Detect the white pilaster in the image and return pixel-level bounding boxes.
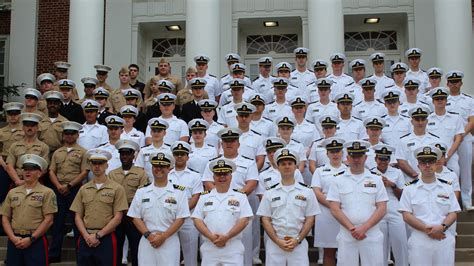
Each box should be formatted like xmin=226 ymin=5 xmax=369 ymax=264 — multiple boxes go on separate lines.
xmin=68 ymin=0 xmax=104 ymax=97
xmin=185 ymin=0 xmax=220 ymax=75
xmin=307 ymin=0 xmax=344 ymax=69
xmin=434 ymin=0 xmax=473 ymax=95
xmin=8 ymin=0 xmax=38 ymax=92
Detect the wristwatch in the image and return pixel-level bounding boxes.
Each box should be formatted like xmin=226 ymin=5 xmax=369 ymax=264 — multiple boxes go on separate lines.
xmin=143 ymin=231 xmax=151 ymax=239
xmin=295 ymin=236 xmax=302 ymax=244
xmin=442 ymin=223 xmax=449 ymax=232
xmin=95 ymin=232 xmax=102 ymax=240
xmin=29 ymin=235 xmax=36 ymax=242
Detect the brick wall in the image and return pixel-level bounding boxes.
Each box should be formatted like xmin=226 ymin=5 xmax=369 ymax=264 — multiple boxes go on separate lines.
xmin=0 ymin=10 xmax=10 ymax=35
xmin=36 ymin=0 xmax=70 ymax=76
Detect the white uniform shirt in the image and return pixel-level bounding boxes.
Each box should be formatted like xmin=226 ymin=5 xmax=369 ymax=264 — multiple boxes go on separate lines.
xmin=327 ymin=169 xmax=389 ymax=225
xmin=292 ymin=119 xmax=321 ymax=149
xmin=168 ymin=167 xmax=204 ymax=200
xmin=128 ymin=182 xmax=190 ymax=232
xmin=121 ymin=128 xmax=145 ymax=147
xmin=291 ymin=69 xmax=315 ymax=95
xmin=217 ymin=101 xmax=239 ymax=128
xmin=436 ymin=167 xmax=460 ymax=192
xmin=395 ymin=132 xmax=440 ymax=177
xmin=135 ymin=143 xmax=171 ymax=181
xmin=188 ymin=143 xmax=218 ymax=175
xmin=78 ymin=122 xmax=108 ymax=150
xmin=398 ymin=100 xmax=432 ymax=116
xmin=219 ymin=86 xmax=255 ymax=106
xmin=250 ymin=117 xmax=277 ymax=138
xmin=369 ymin=166 xmax=405 ymax=202
xmin=327 ymin=73 xmax=354 ymax=87
xmin=202 ymin=73 xmax=221 ymax=101
xmin=353 ymin=100 xmax=387 ymax=120
xmin=427 ymin=112 xmax=464 ymax=146
xmin=192 ymin=189 xmax=253 ymax=242
xmin=308 ymin=138 xmax=329 ymax=167
xmin=202 ymin=155 xmax=259 ymax=190
xmin=283 ymin=84 xmax=301 ymax=102
xmin=311 ymin=164 xmax=347 ymax=194
xmin=336 ymin=117 xmax=366 ymax=140
xmin=263 ymin=102 xmax=292 ymax=122
xmin=447 ymin=94 xmax=474 ymax=127
xmin=251 ymin=75 xmax=275 ymax=104
xmin=369 ymin=74 xmax=395 ymax=99
xmin=256 ymin=166 xmax=304 ymax=195
xmin=381 ymin=114 xmax=412 ymax=147
xmin=398 ymin=178 xmax=460 ymax=232
xmin=257 ymin=182 xmax=321 ymax=239
xmin=331 ymin=82 xmax=364 ymax=104
xmin=220 ymin=74 xmax=252 ymax=89
xmin=97 ymin=142 xmax=121 ymax=174
xmin=406 ymin=69 xmax=429 ymax=92
xmin=287 ymin=139 xmax=307 ymax=162
xmin=305 ymin=101 xmax=339 ymax=135
xmin=238 ymin=130 xmax=266 ymax=160
xmin=145 ymin=116 xmax=188 ymax=145
xmin=205 ymin=121 xmax=225 ymax=148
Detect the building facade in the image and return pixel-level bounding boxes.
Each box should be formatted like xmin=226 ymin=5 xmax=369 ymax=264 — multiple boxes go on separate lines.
xmin=1 ymin=0 xmax=473 ymax=97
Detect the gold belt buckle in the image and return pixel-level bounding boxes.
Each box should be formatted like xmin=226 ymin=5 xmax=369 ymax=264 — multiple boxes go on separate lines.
xmin=18 ymin=230 xmax=28 ymax=235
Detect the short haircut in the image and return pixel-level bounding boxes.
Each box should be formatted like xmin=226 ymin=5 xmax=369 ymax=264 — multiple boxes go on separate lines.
xmin=128 ymin=64 xmax=139 ymax=71
xmin=119 ymin=66 xmax=130 ymax=75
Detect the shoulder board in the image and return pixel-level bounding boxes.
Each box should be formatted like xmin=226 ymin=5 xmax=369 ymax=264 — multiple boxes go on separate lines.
xmin=298 ymin=182 xmax=310 ymax=188
xmin=245 ymin=75 xmax=250 ymax=78
xmin=209 ymin=74 xmax=216 ymax=78
xmin=447 ymin=111 xmax=459 ymax=115
xmin=188 ymin=167 xmax=199 ymax=173
xmin=370 ymin=170 xmax=380 ymax=176
xmin=210 ymin=155 xmax=222 ymax=161
xmin=400 ymin=133 xmax=411 ymax=139
xmin=242 ymin=155 xmax=254 ymax=161
xmin=232 ymin=188 xmax=246 ymax=194
xmin=401 ymin=114 xmax=410 ymax=118
xmin=462 ymin=93 xmax=472 ymax=98
xmin=405 ymin=178 xmax=419 ymax=186
xmin=267 ymin=100 xmax=275 ymax=105
xmin=385 ymin=84 xmax=394 ymax=88
xmin=309 ymin=100 xmax=319 ymax=104
xmin=144 ymin=144 xmax=152 ymax=147
xmin=200 ymin=190 xmax=210 ymax=195
xmin=353 ymin=101 xmax=363 ymax=107
xmin=215 ymin=121 xmax=225 ymax=125
xmin=220 ymin=74 xmax=228 ymax=78
xmin=252 ymin=76 xmax=260 ymax=82
xmin=140 ymin=182 xmax=151 ymax=188
xmin=314 ymin=137 xmax=323 ymax=143
xmin=291 ymin=138 xmax=300 ymax=143
xmin=376 ymin=99 xmax=384 ymax=104
xmin=259 ymin=165 xmax=271 ymax=173
xmin=308 ymin=69 xmax=314 ymax=73
xmin=419 ymin=100 xmax=429 ymax=106
xmin=98 ymin=142 xmax=108 ymax=147
xmin=305 ymin=119 xmax=313 ymax=123
xmin=345 ymin=82 xmax=354 ymax=87
xmin=263 ymin=116 xmax=273 ymax=122
xmin=251 ymin=129 xmax=261 ymax=136
xmin=428 ymin=132 xmax=440 ymax=138
xmin=267 ymin=183 xmax=279 ymax=190
xmin=207 ymin=143 xmax=215 ymax=147
xmin=370 ymin=167 xmax=376 ymax=171
xmin=307 ymin=81 xmax=315 ymax=86
xmin=437 ymin=178 xmax=452 ymax=185
xmin=164 ymin=143 xmax=171 ymax=147
xmin=352 ymin=116 xmax=362 ymax=121
xmin=446 ymin=167 xmax=454 ymax=172
xmin=334 ymin=170 xmax=345 ymax=176
xmin=245 ymin=85 xmax=254 ymax=90
xmin=381 ymin=114 xmax=387 ymax=118
xmin=173 ymin=184 xmax=186 ymax=191
xmin=222 ymin=101 xmax=231 ymax=106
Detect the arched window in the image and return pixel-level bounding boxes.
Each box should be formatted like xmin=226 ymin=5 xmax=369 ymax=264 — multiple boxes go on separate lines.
xmin=152 ymin=38 xmax=186 ymax=58
xmin=246 ymin=34 xmax=298 ymax=55
xmin=344 ymin=31 xmax=397 ymax=52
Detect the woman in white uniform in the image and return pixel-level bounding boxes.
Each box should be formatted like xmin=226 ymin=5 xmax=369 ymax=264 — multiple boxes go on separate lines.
xmin=308 ymin=115 xmax=341 ymax=174
xmin=187 ymin=119 xmax=218 ymax=175
xmin=311 ymin=137 xmax=346 ymax=266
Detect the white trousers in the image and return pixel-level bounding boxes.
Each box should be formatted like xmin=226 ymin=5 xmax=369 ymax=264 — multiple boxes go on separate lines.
xmin=265 ymin=238 xmax=309 ymax=266
xmin=242 ymin=219 xmax=253 ymax=266
xmin=379 ymin=207 xmax=408 ymax=266
xmin=138 ymin=234 xmax=180 ymax=266
xmin=408 ymin=230 xmax=455 ymax=266
xmin=458 ymin=136 xmax=473 ymax=207
xmin=200 ymin=239 xmax=244 ymax=266
xmin=178 ymin=218 xmax=199 ymax=266
xmin=248 ymin=191 xmax=261 ymax=260
xmin=336 ymin=227 xmax=384 ymax=266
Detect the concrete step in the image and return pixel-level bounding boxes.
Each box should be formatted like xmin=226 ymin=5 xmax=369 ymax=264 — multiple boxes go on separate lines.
xmin=456 ymin=234 xmax=474 ymax=248
xmin=458 ymin=210 xmax=474 ymax=222
xmin=457 ymin=222 xmax=474 ymax=234
xmin=456 ymin=248 xmax=474 ymax=262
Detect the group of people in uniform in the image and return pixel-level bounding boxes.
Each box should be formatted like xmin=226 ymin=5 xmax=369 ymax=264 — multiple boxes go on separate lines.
xmin=0 ymin=46 xmax=472 ymax=266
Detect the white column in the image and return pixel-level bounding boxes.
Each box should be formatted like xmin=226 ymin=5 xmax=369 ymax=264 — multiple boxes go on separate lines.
xmin=434 ymin=0 xmax=473 ymax=95
xmin=68 ymin=0 xmax=104 ymax=98
xmin=307 ymin=0 xmax=344 ymax=69
xmin=186 ymin=0 xmax=220 ymax=75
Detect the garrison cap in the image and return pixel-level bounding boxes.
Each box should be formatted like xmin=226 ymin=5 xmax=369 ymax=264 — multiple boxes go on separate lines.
xmin=405 ymin=48 xmax=422 ymax=58
xmin=158 ymin=93 xmax=176 ymax=105
xmin=115 ymin=139 xmax=140 ymax=152
xmin=274 ymin=148 xmax=300 ymax=165
xmin=171 ymin=141 xmax=191 ymax=154
xmin=3 ymin=102 xmax=24 ymax=112
xmin=188 ymin=118 xmax=209 ymax=131
xmin=198 ymin=99 xmax=218 ymax=110
xmin=350 ymin=59 xmax=366 ymax=69
xmin=363 ymin=116 xmax=386 ymax=129
xmin=234 ymin=102 xmax=256 ymax=115
xmin=263 ymin=137 xmax=287 ymax=151
xmin=61 ymin=121 xmax=82 ymax=132
xmin=43 ymin=91 xmax=64 ymax=101
xmin=429 ymin=87 xmax=450 ymax=98
xmin=81 ymin=77 xmax=99 ymax=86
xmin=446 ymin=70 xmax=464 ymax=82
xmin=311 ymin=59 xmax=329 ymax=70
xmin=20 ymin=154 xmax=48 ymax=171
xmin=58 ymin=79 xmax=76 ymax=89
xmin=87 ymin=149 xmax=112 ymax=161
xmin=150 ymin=151 xmax=175 ymax=167
xmin=36 ymin=73 xmax=56 ymax=85
xmin=93 ymin=87 xmax=110 ymax=98
xmin=21 ymin=112 xmax=42 ymax=124
xmin=408 ymin=105 xmax=431 ymax=118
xmin=414 ymin=145 xmax=442 ymax=161
xmin=390 ymin=62 xmax=408 ymax=73
xmin=81 ymin=99 xmax=100 ymax=111
xmin=209 ymin=157 xmax=236 ymax=174
xmin=94 ymin=64 xmax=112 ymax=73
xmin=319 ymin=115 xmax=340 ymax=127
xmin=335 ymin=92 xmax=354 ymax=104
xmin=275 ymin=115 xmax=296 ymax=128
xmin=322 ymin=137 xmax=345 ymax=151
xmin=148 ymin=118 xmax=169 ymax=130
xmin=370 ymin=52 xmax=385 ymax=62
xmin=330 ymin=52 xmax=346 ymax=63
xmin=157 ymin=80 xmax=175 ymax=92
xmin=105 ymin=115 xmax=125 ymax=127
xmin=189 ymin=78 xmax=207 ymax=88
xmin=373 ymin=144 xmax=395 ymax=158
xmin=427 ymin=67 xmax=443 ymax=78
xmin=217 ymin=128 xmax=242 ymax=140
xmin=120 ymin=105 xmax=139 ymax=117
xmin=194 ymin=54 xmax=210 ymax=64
xmin=24 ymin=88 xmax=42 ymax=99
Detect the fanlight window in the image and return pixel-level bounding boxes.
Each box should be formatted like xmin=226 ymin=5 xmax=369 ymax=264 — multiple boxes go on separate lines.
xmin=152 ymin=38 xmax=186 ymax=57
xmin=246 ymin=34 xmax=298 ymax=55
xmin=344 ymin=31 xmax=397 ymax=52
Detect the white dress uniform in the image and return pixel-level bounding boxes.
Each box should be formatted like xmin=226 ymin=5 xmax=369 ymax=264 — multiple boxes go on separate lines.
xmin=192 ymin=188 xmax=253 ymax=266
xmin=145 ymin=115 xmax=188 ymax=145
xmin=427 ymin=111 xmax=464 ymax=175
xmin=188 ymin=143 xmax=218 ymax=175
xmin=257 ymin=182 xmax=320 ymax=266
xmin=365 ymin=141 xmax=397 ymax=170
xmin=292 ymin=119 xmax=320 ymax=149
xmin=406 ymin=69 xmax=429 ymax=92
xmin=205 ymin=121 xmax=225 ymax=148
xmin=370 ymin=166 xmax=409 ymax=266
xmin=291 ymin=69 xmax=315 ymax=95
xmin=327 ymin=73 xmax=355 ymax=87
xmin=239 ymin=130 xmax=266 ymax=160
xmin=252 ymin=75 xmax=275 ymax=104
xmin=398 ymin=100 xmax=432 ymax=116
xmin=78 ymin=122 xmax=108 ymax=150
xmin=336 ymin=117 xmax=366 ymax=140
xmin=436 ymin=166 xmax=461 ymax=193
xmin=264 ymin=101 xmax=292 ymax=122
xmin=220 ymin=74 xmax=252 ymax=89
xmin=202 ymin=73 xmax=221 ymax=102
xmin=395 ymin=132 xmax=440 ymax=181
xmin=369 ymin=74 xmax=395 ymax=100
xmin=311 ymin=164 xmax=347 ymax=248
xmin=332 ymin=82 xmax=364 ymax=104
xmin=381 ymin=114 xmax=412 ymax=147
xmin=326 ymin=169 xmax=389 ymax=266
xmin=398 ymin=178 xmax=461 ymax=266
xmin=127 ymin=182 xmax=190 ymax=266
xmin=305 ymin=102 xmax=339 ymax=135
xmin=256 ymin=166 xmax=304 ymax=195
xmin=168 ymin=167 xmax=203 ymax=266
xmin=353 ymin=100 xmax=387 ymax=120
xmin=250 ymin=117 xmax=277 ymax=138
xmin=446 ymin=92 xmax=474 ymax=207
xmin=286 ymin=139 xmax=307 ymax=164
xmin=97 ymin=142 xmax=121 ymax=174
xmin=217 ymin=101 xmax=239 ymax=128
xmin=308 ymin=138 xmax=330 ymax=168
xmin=219 ymin=86 xmax=254 ymax=106
xmin=202 ymin=155 xmax=259 ymax=266
xmin=121 ymin=128 xmax=145 ymax=147
xmin=304 ymin=80 xmax=342 ymax=104
xmin=135 ymin=143 xmax=170 ymax=181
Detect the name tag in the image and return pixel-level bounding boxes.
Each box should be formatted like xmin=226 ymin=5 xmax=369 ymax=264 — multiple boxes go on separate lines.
xmin=437 ymin=194 xmax=449 ymax=199
xmin=364 ymin=183 xmax=376 ymax=188
xmin=226 ymin=110 xmax=233 ymax=113
xmin=264 ymin=177 xmax=271 ymax=182
xmin=269 ymin=110 xmax=276 ymax=113
xmin=142 ymin=198 xmax=150 ymax=203
xmin=359 ymin=110 xmax=365 ymax=113
xmin=313 ymin=109 xmax=319 ymax=112
xmin=323 ymin=168 xmax=331 ymax=172
xmin=428 ymin=122 xmax=435 ymax=126
xmin=204 ymin=201 xmax=213 ymax=206
xmin=295 ymin=195 xmax=307 ymax=201
xmin=401 ymin=110 xmax=408 ymax=113
xmin=407 ymin=142 xmax=415 ymax=147
xmin=272 ymin=197 xmax=280 ymax=202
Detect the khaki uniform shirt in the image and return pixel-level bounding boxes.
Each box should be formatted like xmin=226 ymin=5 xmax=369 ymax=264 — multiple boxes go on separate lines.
xmin=108 ymin=166 xmax=148 ymax=205
xmin=144 ymin=74 xmax=183 ymax=97
xmin=70 ymin=178 xmax=128 ymax=231
xmin=50 ymin=144 xmax=88 ymax=184
xmin=37 ymin=99 xmax=48 ymax=115
xmin=0 ymin=183 xmax=57 ymax=231
xmin=21 ymin=108 xmax=46 ymax=119
xmin=98 ymin=82 xmax=114 ymax=93
xmin=0 ymin=124 xmax=24 ymax=158
xmin=6 ymin=139 xmax=49 ymax=178
xmin=108 ymin=88 xmax=143 ymax=114
xmin=38 ymin=114 xmax=68 ymax=153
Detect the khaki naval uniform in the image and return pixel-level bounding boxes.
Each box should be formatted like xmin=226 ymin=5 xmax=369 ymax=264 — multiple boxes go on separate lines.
xmin=0 ymin=124 xmax=24 ymax=158
xmin=144 ymin=74 xmax=183 ymax=97
xmin=108 ymin=166 xmax=148 ymax=205
xmin=38 ymin=114 xmax=68 ymax=154
xmin=6 ymin=140 xmax=49 ymax=179
xmin=108 ymin=88 xmax=143 ymax=114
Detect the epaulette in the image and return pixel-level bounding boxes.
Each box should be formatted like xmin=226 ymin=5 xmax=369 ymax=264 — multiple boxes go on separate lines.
xmin=462 ymin=93 xmax=472 ymax=98
xmin=428 ymin=132 xmax=440 ymax=138
xmin=307 ymin=81 xmax=315 ymax=86
xmin=345 ymin=82 xmax=354 ymax=87
xmin=207 ymin=143 xmax=215 ymax=147
xmin=419 ymin=100 xmax=430 ymax=106
xmin=370 ymin=170 xmax=380 ymax=176
xmin=291 ymin=69 xmax=297 ymax=73
xmin=446 ymin=167 xmax=454 ymax=172
xmin=144 ymin=143 xmax=152 ymax=147
xmin=334 ymin=170 xmax=345 ymax=176
xmin=400 ymin=133 xmax=411 ymax=139
xmin=291 ymin=138 xmax=300 ymax=143
xmin=401 ymin=114 xmax=410 ymax=118
xmin=188 ymin=167 xmax=199 ymax=173
xmin=200 ymin=190 xmax=210 ymax=195
xmin=308 ymin=69 xmax=314 ymax=73
xmin=267 ymin=183 xmax=279 ymax=190
xmin=405 ymin=179 xmax=419 ymax=186
xmin=221 ymin=101 xmax=231 ymax=106
xmin=352 ymin=116 xmax=362 ymax=121
xmin=209 ymin=74 xmax=216 ymax=78
xmin=164 ymin=143 xmax=171 ymax=147
xmin=98 ymin=142 xmax=108 ymax=147
xmin=209 ymin=155 xmax=222 ymax=161
xmin=267 ymin=100 xmax=275 ymax=104
xmin=259 ymin=165 xmax=271 ymax=173
xmin=298 ymin=182 xmax=310 ymax=188
xmin=305 ymin=119 xmax=312 ymax=123
xmin=437 ymin=178 xmax=452 ymax=185
xmin=251 ymin=129 xmax=261 ymax=136
xmin=232 ymin=188 xmax=246 ymax=194
xmin=252 ymin=76 xmax=260 ymax=82
xmin=262 ymin=116 xmax=273 ymax=122
xmin=242 ymin=155 xmax=254 ymax=161
xmin=447 ymin=111 xmax=459 ymax=115
xmin=221 ymin=74 xmax=228 ymax=78
xmin=309 ymin=100 xmax=319 ymax=104
xmin=245 ymin=85 xmax=254 ymax=90
xmin=376 ymin=99 xmax=384 ymax=104
xmin=381 ymin=114 xmax=387 ymax=118
xmin=314 ymin=137 xmax=323 ymax=143
xmin=353 ymin=101 xmax=363 ymax=107
xmin=245 ymin=75 xmax=250 ymax=78
xmin=139 ymin=182 xmax=151 ymax=188
xmin=215 ymin=121 xmax=225 ymax=126
xmin=173 ymin=184 xmax=186 ymax=191
xmin=385 ymin=84 xmax=394 ymax=88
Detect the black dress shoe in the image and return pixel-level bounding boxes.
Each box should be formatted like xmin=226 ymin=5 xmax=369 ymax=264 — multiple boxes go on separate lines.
xmin=48 ymin=257 xmax=61 ymax=263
